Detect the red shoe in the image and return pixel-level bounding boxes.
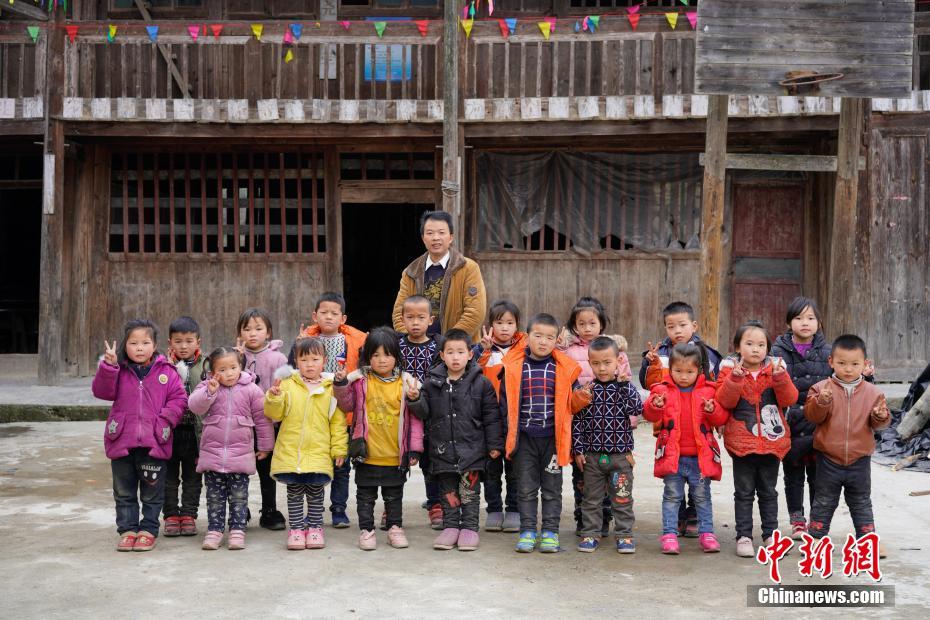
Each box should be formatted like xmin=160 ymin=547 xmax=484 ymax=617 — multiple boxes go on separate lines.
xmin=428 ymin=504 xmax=444 ymax=531
xmin=133 ymin=531 xmax=156 ymax=552
xmin=163 ymin=516 xmax=181 ymax=537
xmin=180 ymin=516 xmax=198 ymax=536
xmin=790 ymin=520 xmax=808 ymax=540
xmin=117 ymin=532 xmax=137 ymax=552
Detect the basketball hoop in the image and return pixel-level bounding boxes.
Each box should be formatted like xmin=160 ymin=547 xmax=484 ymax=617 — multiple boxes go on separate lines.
xmin=778 ymin=71 xmax=845 ymax=96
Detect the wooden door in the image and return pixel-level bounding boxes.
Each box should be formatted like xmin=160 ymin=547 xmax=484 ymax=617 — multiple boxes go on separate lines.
xmin=729 ymin=181 xmax=806 ymax=347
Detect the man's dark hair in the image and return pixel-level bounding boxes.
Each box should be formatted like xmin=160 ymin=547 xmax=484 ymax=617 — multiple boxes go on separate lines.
xmin=419 ymin=210 xmax=454 ymax=235
xmin=168 ymin=316 xmax=200 ymax=338
xmin=440 ymin=328 xmax=472 ymax=351
xmin=315 ymin=292 xmax=347 ymax=314
xmin=526 ymin=313 xmax=560 ymax=333
xmin=662 ymin=301 xmax=695 ymax=321
xmin=589 ymin=335 xmax=620 ymax=356
xmin=832 ymin=334 xmax=867 ymax=357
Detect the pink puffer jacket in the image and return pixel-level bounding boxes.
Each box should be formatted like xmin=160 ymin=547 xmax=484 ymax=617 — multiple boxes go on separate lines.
xmin=562 ymin=335 xmax=633 ymax=385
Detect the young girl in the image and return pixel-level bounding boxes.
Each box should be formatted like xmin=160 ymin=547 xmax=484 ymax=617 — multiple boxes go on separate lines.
xmin=475 ymin=299 xmax=525 ymax=533
xmin=334 ymin=327 xmax=425 ymax=551
xmin=236 ymin=308 xmax=288 ymax=530
xmin=717 ymin=321 xmax=798 ymax=558
xmin=770 ymin=297 xmax=831 ymax=539
xmin=92 ymin=319 xmax=187 ymax=552
xmin=264 ymin=338 xmax=348 ymax=551
xmin=188 ymin=346 xmax=275 ymax=550
xmin=643 ymin=342 xmax=728 ymax=555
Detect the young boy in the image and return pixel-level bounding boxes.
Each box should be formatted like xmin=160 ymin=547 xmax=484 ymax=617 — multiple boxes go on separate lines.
xmin=163 ymin=316 xmax=206 ymax=537
xmin=804 ymin=334 xmax=890 ymax=541
xmin=572 ymin=336 xmax=644 ymax=554
xmin=414 ymin=329 xmax=503 ymax=551
xmin=291 ymin=292 xmax=366 ymax=528
xmin=398 ymin=295 xmax=444 ymax=529
xmin=500 ymin=313 xmax=585 ymax=553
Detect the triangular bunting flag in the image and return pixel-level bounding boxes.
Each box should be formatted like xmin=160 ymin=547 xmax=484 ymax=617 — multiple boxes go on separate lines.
xmin=499 ymin=19 xmax=509 ymax=38
xmin=666 ymin=12 xmax=678 ymax=29
xmin=283 ymin=29 xmax=293 ymax=44
xmin=202 ymin=24 xmax=207 ymax=36
xmin=627 ymin=4 xmax=640 ymax=14
xmin=187 ymin=25 xmax=199 ymax=40
xmin=679 ymin=0 xmax=689 ymax=5
xmin=538 ymin=21 xmax=551 ymax=40
xmin=574 ymin=20 xmax=581 ymax=34
xmin=469 ymin=3 xmax=475 ymax=18
xmin=588 ymin=16 xmax=600 ymax=32
xmin=374 ymin=21 xmax=386 ymax=38
xmin=107 ymin=24 xmax=117 ymax=42
xmin=462 ymin=5 xmax=469 ymax=20
xmin=505 ymin=18 xmax=517 ymax=35
xmin=65 ymin=24 xmax=78 ymax=43
xmin=489 ymin=0 xmax=494 ymax=16
xmin=415 ymin=20 xmax=429 ymax=37
xmin=27 ymin=26 xmax=39 ymax=43
xmin=461 ymin=19 xmax=473 ymax=39
xmin=339 ymin=21 xmax=350 ymax=31
xmin=686 ymin=12 xmax=697 ymax=29
xmin=627 ymin=13 xmax=640 ymax=31
xmin=284 ymin=49 xmax=294 ymax=64
xmin=290 ymin=23 xmax=302 ymax=40
xmin=210 ymin=24 xmax=223 ymax=39
xmin=251 ymin=24 xmax=263 ymax=40
xmin=546 ymin=17 xmax=556 ymax=33
xmin=145 ymin=25 xmax=158 ymax=42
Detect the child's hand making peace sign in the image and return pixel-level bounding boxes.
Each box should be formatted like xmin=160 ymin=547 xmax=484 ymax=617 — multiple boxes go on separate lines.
xmin=103 ymin=340 xmax=118 ymax=366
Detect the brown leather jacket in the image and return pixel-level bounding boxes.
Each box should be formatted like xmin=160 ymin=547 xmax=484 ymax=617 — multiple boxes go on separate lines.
xmin=804 ymin=377 xmax=890 ymax=466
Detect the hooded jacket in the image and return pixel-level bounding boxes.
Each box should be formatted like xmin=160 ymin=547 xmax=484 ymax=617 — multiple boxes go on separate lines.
xmin=805 ymin=377 xmax=890 ymax=466
xmin=638 ymin=335 xmax=722 ymax=389
xmin=242 ymin=339 xmax=288 ymax=390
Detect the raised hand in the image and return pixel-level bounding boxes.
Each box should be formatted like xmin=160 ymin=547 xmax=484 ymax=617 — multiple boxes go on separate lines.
xmin=731 ymin=360 xmax=746 ymax=378
xmin=772 ymin=357 xmax=786 ymax=375
xmin=234 ymin=338 xmax=245 ymax=355
xmin=644 ymin=341 xmax=660 ymax=364
xmin=557 ymin=326 xmax=570 ymax=348
xmin=405 ymin=381 xmax=420 ymax=401
xmin=334 ymin=367 xmax=347 ymax=383
xmin=207 ymin=376 xmax=220 ymax=395
xmin=103 ymin=340 xmax=118 ymax=366
xmin=817 ymin=386 xmax=833 ymax=407
xmin=167 ymin=346 xmax=178 ymax=364
xmin=480 ymin=325 xmax=494 ymax=351
xmin=702 ymin=397 xmax=716 ymax=413
xmin=872 ymin=395 xmax=889 ymax=421
xmin=651 ymin=393 xmax=665 ymax=409
xmin=268 ymin=378 xmax=282 ymax=396
xmin=335 ymin=457 xmax=345 ymax=467
xmin=863 ymin=359 xmax=875 ymax=377
xmin=580 ymin=382 xmax=595 ymax=396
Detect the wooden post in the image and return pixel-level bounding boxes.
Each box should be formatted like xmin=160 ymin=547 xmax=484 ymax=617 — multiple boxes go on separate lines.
xmin=324 ymin=148 xmax=343 ymax=291
xmin=827 ymin=97 xmax=865 ymax=335
xmin=38 ymin=14 xmax=66 ymax=385
xmin=698 ymin=95 xmax=729 ymax=350
xmin=441 ymin=0 xmax=463 ymax=232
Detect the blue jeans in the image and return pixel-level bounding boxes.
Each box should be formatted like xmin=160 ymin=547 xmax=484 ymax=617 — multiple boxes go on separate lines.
xmin=329 ymin=459 xmax=351 ymax=513
xmin=111 ymin=448 xmax=166 ymax=536
xmin=662 ymin=456 xmax=713 ymax=535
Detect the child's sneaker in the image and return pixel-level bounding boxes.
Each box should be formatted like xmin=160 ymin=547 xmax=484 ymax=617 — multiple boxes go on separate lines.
xmin=163 ymin=516 xmax=181 ymax=537
xmin=433 ymin=528 xmax=460 ymax=550
xmin=180 ymin=516 xmax=197 ymax=536
xmin=259 ymin=509 xmax=286 ymax=531
xmin=286 ymin=529 xmax=306 ymax=550
xmin=539 ymin=530 xmax=560 ymax=553
xmin=428 ymin=504 xmax=444 ymax=530
xmin=332 ymin=511 xmax=350 ymax=529
xmin=117 ymin=531 xmax=137 ymax=552
xmin=501 ymin=512 xmax=521 ymax=533
xmin=485 ymin=512 xmax=504 ymax=531
xmin=306 ymin=527 xmax=325 ymax=549
xmin=457 ymin=529 xmax=480 ymax=551
xmin=515 ymin=530 xmax=537 ymax=553
xmin=202 ymin=530 xmax=223 ymax=550
xmin=736 ymin=536 xmax=755 ymax=557
xmin=227 ymin=529 xmax=246 ymax=550
xmin=133 ymin=531 xmax=156 ymax=552
xmin=791 ymin=520 xmax=808 ymax=540
xmin=660 ymin=533 xmax=680 ymax=555
xmin=699 ymin=533 xmax=720 ymax=553
xmin=387 ymin=525 xmax=409 ymax=548
xmin=358 ymin=529 xmax=377 ymax=551
xmin=616 ymin=537 xmax=636 ymax=554
xmin=577 ymin=536 xmax=599 ymax=553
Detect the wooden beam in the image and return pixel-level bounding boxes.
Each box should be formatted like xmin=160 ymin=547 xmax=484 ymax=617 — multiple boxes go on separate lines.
xmin=698 ymin=152 xmax=866 ymax=172
xmin=324 ymin=148 xmax=342 ymax=292
xmin=441 ymin=0 xmax=462 ymax=222
xmin=2 ymin=0 xmax=49 ymax=20
xmin=827 ymin=98 xmax=866 ymax=335
xmin=698 ymin=94 xmax=729 ymax=351
xmin=133 ymin=0 xmax=191 ymax=98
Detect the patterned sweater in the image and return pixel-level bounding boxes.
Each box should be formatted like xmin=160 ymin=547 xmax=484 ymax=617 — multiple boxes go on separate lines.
xmin=572 ymin=380 xmax=643 ymax=454
xmin=399 ymin=336 xmax=438 ymax=383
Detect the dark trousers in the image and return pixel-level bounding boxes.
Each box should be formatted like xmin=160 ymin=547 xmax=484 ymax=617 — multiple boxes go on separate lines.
xmin=513 ymin=433 xmax=562 ymax=533
xmin=732 ymin=453 xmax=781 ymax=540
xmin=111 ymin=448 xmax=167 ymax=536
xmin=809 ymin=454 xmax=874 ymax=538
xmin=420 ymin=438 xmax=441 ymax=506
xmin=254 ymin=424 xmax=279 ymax=512
xmin=163 ymin=425 xmax=202 ymax=518
xmin=357 ymin=484 xmax=404 ymax=531
xmin=572 ymin=462 xmax=610 ymax=526
xmin=581 ymin=453 xmax=635 ymax=538
xmin=484 ymin=454 xmax=518 ymax=513
xmin=330 ymin=459 xmax=351 ymax=513
xmin=204 ymin=471 xmax=250 ymax=532
xmin=783 ymin=454 xmax=817 ymax=521
xmin=437 ymin=471 xmax=482 ymax=532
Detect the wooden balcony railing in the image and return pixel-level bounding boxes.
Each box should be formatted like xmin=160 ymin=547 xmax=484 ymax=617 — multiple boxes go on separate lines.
xmin=0 ymin=34 xmax=45 ymax=119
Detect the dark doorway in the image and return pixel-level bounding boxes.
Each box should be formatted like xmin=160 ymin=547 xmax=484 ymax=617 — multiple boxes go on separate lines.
xmin=0 ymin=186 xmax=41 ymax=353
xmin=342 ymin=203 xmax=431 ymax=331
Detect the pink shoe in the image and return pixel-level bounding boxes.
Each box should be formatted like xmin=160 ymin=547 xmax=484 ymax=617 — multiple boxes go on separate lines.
xmin=286 ymin=529 xmax=306 ymax=550
xmin=699 ymin=532 xmax=721 ymax=553
xmin=457 ymin=529 xmax=480 ymax=551
xmin=433 ymin=528 xmax=460 ymax=550
xmin=202 ymin=530 xmax=223 ymax=550
xmin=387 ymin=525 xmax=409 ymax=548
xmin=306 ymin=527 xmax=325 ymax=549
xmin=359 ymin=529 xmax=377 ymax=551
xmin=227 ymin=529 xmax=246 ymax=550
xmin=660 ymin=533 xmax=680 ymax=555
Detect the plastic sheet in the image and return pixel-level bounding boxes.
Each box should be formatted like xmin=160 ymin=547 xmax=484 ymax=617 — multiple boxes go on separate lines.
xmin=873 ymin=361 xmax=930 ymax=472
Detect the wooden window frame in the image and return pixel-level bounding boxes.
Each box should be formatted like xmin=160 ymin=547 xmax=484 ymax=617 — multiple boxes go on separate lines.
xmin=108 ymin=0 xmax=208 ymax=19
xmin=338 ymin=0 xmax=442 ymax=19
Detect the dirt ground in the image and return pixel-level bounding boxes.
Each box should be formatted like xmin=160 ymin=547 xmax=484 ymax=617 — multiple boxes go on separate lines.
xmin=0 ymin=421 xmax=926 ymax=619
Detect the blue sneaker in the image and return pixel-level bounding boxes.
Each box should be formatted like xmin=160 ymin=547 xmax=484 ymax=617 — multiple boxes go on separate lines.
xmin=577 ymin=536 xmax=599 ymax=553
xmin=515 ymin=530 xmax=537 ymax=553
xmin=539 ymin=530 xmax=560 ymax=553
xmin=331 ymin=511 xmax=350 ymax=529
xmin=616 ymin=537 xmax=636 ymax=554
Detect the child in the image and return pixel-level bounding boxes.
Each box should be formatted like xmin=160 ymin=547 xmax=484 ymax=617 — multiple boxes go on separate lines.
xmin=560 ymin=296 xmax=633 ymax=537
xmin=265 ymin=338 xmax=349 ymax=550
xmin=499 ymin=313 xmax=585 ymax=554
xmin=162 ymin=316 xmax=206 ymax=538
xmin=415 ymin=329 xmax=503 ymax=551
xmin=640 ymin=300 xmax=722 ymax=538
xmin=398 ymin=295 xmax=443 ymax=530
xmin=643 ymin=342 xmax=728 ymax=555
xmin=334 ymin=327 xmax=425 ymax=550
xmin=572 ymin=336 xmax=644 ymax=554
xmin=92 ymin=320 xmax=187 ymax=552
xmin=475 ymin=299 xmax=524 ymax=533
xmin=804 ymin=335 xmax=890 ymax=541
xmin=290 ymin=292 xmax=366 ymax=529
xmin=770 ymin=297 xmax=831 ymax=539
xmin=717 ymin=320 xmax=798 ymax=558
xmin=188 ymin=346 xmax=275 ymax=550
xmin=236 ymin=308 xmax=289 ymax=530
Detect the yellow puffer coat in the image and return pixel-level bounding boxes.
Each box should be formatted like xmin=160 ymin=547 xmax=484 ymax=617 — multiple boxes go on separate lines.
xmin=264 ymin=371 xmax=348 ymax=479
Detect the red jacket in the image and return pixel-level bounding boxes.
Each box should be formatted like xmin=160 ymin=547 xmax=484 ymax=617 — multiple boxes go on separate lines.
xmin=717 ymin=356 xmax=798 ymax=459
xmin=642 ymin=376 xmax=727 ymax=480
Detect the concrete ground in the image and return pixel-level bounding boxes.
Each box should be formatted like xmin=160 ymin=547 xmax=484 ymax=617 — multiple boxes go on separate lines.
xmin=0 ymin=421 xmax=927 ymax=619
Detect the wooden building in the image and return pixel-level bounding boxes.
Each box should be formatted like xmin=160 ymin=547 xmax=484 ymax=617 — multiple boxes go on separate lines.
xmin=0 ymin=0 xmax=927 ymax=384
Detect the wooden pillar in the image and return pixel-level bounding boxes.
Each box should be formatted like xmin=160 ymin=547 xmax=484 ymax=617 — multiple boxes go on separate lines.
xmin=38 ymin=14 xmax=66 ymax=385
xmin=698 ymin=95 xmax=729 ymax=350
xmin=441 ymin=0 xmax=464 ymax=234
xmin=324 ymin=148 xmax=343 ymax=291
xmin=827 ymin=97 xmax=866 ymax=335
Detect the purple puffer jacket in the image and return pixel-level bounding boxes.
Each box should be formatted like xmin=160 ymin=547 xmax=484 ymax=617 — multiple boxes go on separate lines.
xmin=91 ymin=355 xmax=188 ymax=461
xmin=242 ymin=339 xmax=288 ymax=390
xmin=188 ymin=371 xmax=274 ymax=474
